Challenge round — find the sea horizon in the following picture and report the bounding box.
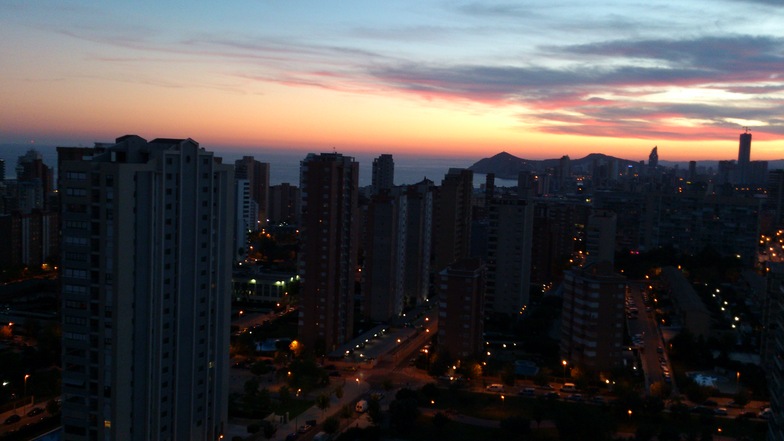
[0,143,507,188]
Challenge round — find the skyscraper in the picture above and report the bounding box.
[764,263,784,440]
[298,153,359,352]
[363,192,407,322]
[561,210,626,371]
[235,178,258,262]
[235,156,270,226]
[648,146,658,172]
[437,258,485,359]
[400,179,433,305]
[432,168,472,272]
[268,183,300,225]
[738,129,752,186]
[59,135,233,440]
[371,154,394,195]
[485,194,534,317]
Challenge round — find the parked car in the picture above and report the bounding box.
[3,414,20,425]
[486,384,505,393]
[519,387,535,396]
[26,407,43,417]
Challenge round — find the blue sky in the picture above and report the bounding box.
[2,0,783,160]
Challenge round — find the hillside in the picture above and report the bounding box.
[468,152,640,180]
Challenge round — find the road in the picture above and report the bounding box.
[626,282,675,395]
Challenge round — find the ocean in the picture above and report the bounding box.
[1,144,517,188]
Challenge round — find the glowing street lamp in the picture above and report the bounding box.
[562,360,567,382]
[23,374,30,413]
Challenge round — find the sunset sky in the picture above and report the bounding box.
[2,0,783,162]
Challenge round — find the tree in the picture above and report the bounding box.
[534,367,552,386]
[316,393,330,414]
[433,412,450,430]
[245,378,260,396]
[340,403,354,420]
[367,397,382,425]
[323,416,340,434]
[421,383,439,401]
[389,397,419,434]
[334,385,344,399]
[46,399,61,416]
[733,388,750,408]
[278,385,292,408]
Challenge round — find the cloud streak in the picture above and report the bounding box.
[364,35,784,141]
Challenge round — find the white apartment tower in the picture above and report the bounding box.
[59,135,233,440]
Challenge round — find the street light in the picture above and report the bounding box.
[562,360,567,382]
[23,374,30,413]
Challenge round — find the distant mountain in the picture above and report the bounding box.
[468,151,640,180]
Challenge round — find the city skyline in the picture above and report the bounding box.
[2,1,783,161]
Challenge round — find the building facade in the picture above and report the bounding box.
[560,264,627,371]
[485,196,534,317]
[437,258,485,359]
[235,156,270,226]
[268,183,300,225]
[59,136,233,440]
[371,154,394,195]
[432,168,473,272]
[298,153,359,353]
[362,192,407,322]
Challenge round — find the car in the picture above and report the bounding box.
[759,408,772,419]
[537,384,555,390]
[298,424,313,433]
[519,387,536,396]
[544,391,559,399]
[3,414,21,425]
[486,384,505,392]
[656,346,664,353]
[285,432,299,441]
[26,407,44,417]
[567,393,583,401]
[714,408,728,416]
[690,406,714,415]
[591,396,605,404]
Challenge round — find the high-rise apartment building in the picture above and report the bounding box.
[585,209,617,267]
[561,211,626,371]
[371,154,394,195]
[268,183,300,225]
[235,178,258,261]
[433,168,472,272]
[764,263,784,440]
[560,264,626,371]
[235,156,269,226]
[298,153,359,352]
[437,258,485,359]
[400,179,433,305]
[485,196,534,317]
[16,149,54,210]
[738,129,752,186]
[59,135,233,440]
[363,192,407,322]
